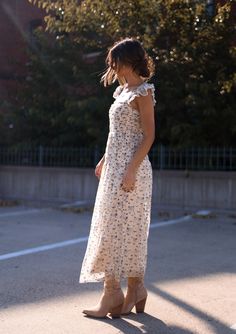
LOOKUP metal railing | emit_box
[0,145,235,171]
[149,145,236,171]
[0,146,100,168]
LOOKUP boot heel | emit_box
[135,297,147,313]
[110,303,123,318]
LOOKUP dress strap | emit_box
[113,85,123,98]
[127,82,156,106]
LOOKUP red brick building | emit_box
[0,0,44,100]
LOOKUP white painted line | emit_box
[150,215,192,228]
[0,214,192,261]
[0,236,88,261]
[230,324,236,330]
[195,210,211,215]
[0,209,44,217]
[60,200,88,208]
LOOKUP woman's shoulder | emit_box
[130,81,156,106]
[112,81,156,105]
[135,81,155,93]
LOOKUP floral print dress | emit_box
[79,81,156,283]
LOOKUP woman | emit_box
[79,37,156,318]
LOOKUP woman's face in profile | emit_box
[111,60,132,77]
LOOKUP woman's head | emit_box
[101,37,155,86]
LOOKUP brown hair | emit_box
[100,37,155,87]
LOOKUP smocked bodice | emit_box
[108,81,156,136]
[104,81,156,164]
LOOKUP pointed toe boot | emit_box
[82,277,124,318]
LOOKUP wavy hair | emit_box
[100,37,155,87]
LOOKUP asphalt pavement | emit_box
[0,203,235,334]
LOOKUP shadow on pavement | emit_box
[148,285,234,334]
[82,312,197,334]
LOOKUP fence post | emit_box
[39,145,43,167]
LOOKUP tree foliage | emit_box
[8,29,111,148]
[7,0,236,148]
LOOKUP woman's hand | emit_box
[120,167,136,192]
[95,156,105,179]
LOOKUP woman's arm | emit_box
[127,89,155,172]
[95,153,105,179]
[101,154,105,161]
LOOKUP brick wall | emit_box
[0,0,44,100]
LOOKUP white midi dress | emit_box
[79,81,156,283]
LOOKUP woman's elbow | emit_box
[144,131,155,145]
[149,128,155,143]
[150,133,155,145]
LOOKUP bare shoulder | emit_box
[135,89,154,112]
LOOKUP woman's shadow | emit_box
[82,312,196,334]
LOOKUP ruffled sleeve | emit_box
[127,82,156,106]
[113,85,123,99]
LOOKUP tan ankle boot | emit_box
[121,276,148,315]
[82,277,124,318]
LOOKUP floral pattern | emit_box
[79,82,156,283]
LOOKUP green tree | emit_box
[9,0,236,147]
[10,28,111,148]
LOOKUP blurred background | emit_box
[0,0,235,210]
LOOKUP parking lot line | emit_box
[150,214,192,228]
[0,209,44,217]
[0,214,193,261]
[0,236,89,261]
